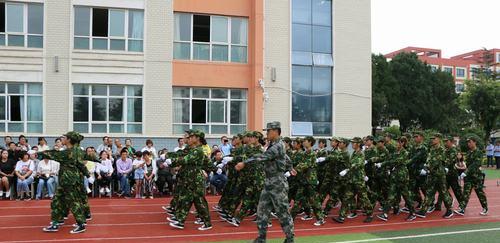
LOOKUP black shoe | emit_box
[393,207,401,215]
[363,216,373,223]
[427,205,435,213]
[70,224,86,234]
[406,214,417,221]
[313,218,325,226]
[229,218,240,227]
[416,211,426,218]
[169,222,184,229]
[377,213,388,221]
[42,224,59,232]
[443,210,454,219]
[333,216,345,224]
[56,220,65,226]
[167,216,179,224]
[86,215,92,221]
[454,208,465,216]
[400,207,410,213]
[480,208,488,216]
[347,212,358,219]
[198,224,213,231]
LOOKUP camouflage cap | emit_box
[384,133,393,138]
[303,136,315,144]
[329,136,340,142]
[443,135,454,141]
[365,135,375,141]
[430,133,442,139]
[318,138,327,144]
[340,138,350,145]
[235,133,244,140]
[402,133,412,139]
[375,136,385,143]
[253,131,264,139]
[294,137,303,143]
[64,131,84,144]
[413,131,424,137]
[243,131,254,137]
[283,137,292,143]
[186,129,205,139]
[466,135,479,142]
[264,121,281,131]
[350,137,363,144]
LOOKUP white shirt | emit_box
[133,159,145,170]
[37,160,58,177]
[96,159,114,174]
[37,144,50,152]
[141,146,158,159]
[15,160,35,178]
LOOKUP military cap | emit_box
[186,129,205,139]
[375,136,385,143]
[234,133,244,140]
[303,136,315,144]
[365,135,374,141]
[64,131,84,144]
[294,137,303,143]
[253,131,264,139]
[443,135,454,141]
[402,133,412,139]
[340,138,350,145]
[430,133,442,139]
[283,137,292,143]
[264,121,281,131]
[329,136,340,142]
[384,133,393,138]
[351,137,363,144]
[243,131,254,137]
[466,135,479,142]
[413,131,424,137]
[318,138,327,144]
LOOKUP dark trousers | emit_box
[156,171,174,195]
[487,156,494,167]
[496,156,500,169]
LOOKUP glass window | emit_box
[6,3,23,32]
[74,37,89,49]
[209,101,225,123]
[193,43,210,60]
[193,88,209,98]
[127,85,142,96]
[73,97,89,121]
[230,101,246,124]
[128,10,144,39]
[127,98,142,122]
[212,45,229,61]
[28,83,42,94]
[456,68,465,77]
[173,99,190,123]
[28,4,44,34]
[231,18,248,45]
[231,46,247,63]
[93,38,108,50]
[28,35,43,48]
[8,35,24,46]
[92,8,108,37]
[109,10,125,37]
[174,13,191,41]
[74,7,90,36]
[193,15,210,42]
[73,84,89,95]
[292,0,312,24]
[292,51,313,65]
[174,42,191,60]
[92,85,107,96]
[312,53,334,66]
[173,87,190,98]
[109,86,124,96]
[0,83,44,133]
[211,89,228,98]
[192,100,207,123]
[312,0,332,26]
[313,26,332,53]
[0,3,5,33]
[110,39,125,50]
[292,24,312,52]
[108,98,123,121]
[92,98,107,121]
[212,16,228,43]
[128,40,143,52]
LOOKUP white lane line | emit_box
[332,227,500,243]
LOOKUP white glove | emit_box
[316,157,326,163]
[339,169,349,177]
[222,157,233,165]
[420,169,427,176]
[375,163,382,168]
[160,154,166,160]
[445,168,449,174]
[460,172,467,178]
[364,176,369,182]
[216,168,223,175]
[284,171,291,178]
[163,159,172,167]
[88,177,95,184]
[213,162,218,166]
[217,163,224,169]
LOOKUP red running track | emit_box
[0,180,499,243]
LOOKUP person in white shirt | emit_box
[174,138,185,152]
[18,135,31,151]
[142,151,157,199]
[83,160,96,195]
[37,137,50,152]
[35,156,58,200]
[141,139,157,160]
[15,151,35,200]
[133,151,146,199]
[96,151,114,196]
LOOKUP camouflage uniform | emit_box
[436,143,463,209]
[315,146,329,193]
[320,147,341,214]
[363,144,378,204]
[218,145,244,214]
[335,146,352,219]
[370,145,390,207]
[408,141,428,205]
[342,148,373,218]
[420,142,452,213]
[172,145,212,227]
[290,149,324,220]
[459,147,488,211]
[382,147,414,214]
[245,130,294,242]
[288,147,304,203]
[165,148,190,211]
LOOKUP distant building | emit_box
[385,47,500,93]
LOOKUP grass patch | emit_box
[483,168,500,179]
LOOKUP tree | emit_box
[461,76,500,142]
[371,54,399,128]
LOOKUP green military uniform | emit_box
[382,146,414,215]
[218,140,244,215]
[436,136,463,209]
[244,122,294,243]
[370,139,391,207]
[408,133,428,206]
[363,137,378,205]
[459,137,488,212]
[315,139,329,193]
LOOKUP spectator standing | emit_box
[96,151,114,196]
[486,141,494,167]
[133,151,145,199]
[15,151,35,200]
[210,151,227,194]
[156,150,175,196]
[35,156,58,200]
[0,150,16,199]
[494,141,500,170]
[116,149,133,198]
[219,136,233,156]
[141,139,157,160]
[143,151,157,199]
[37,137,50,152]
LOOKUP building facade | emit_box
[385,47,500,93]
[0,0,371,143]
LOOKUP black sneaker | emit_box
[198,224,212,231]
[400,207,410,213]
[363,216,373,223]
[86,215,92,221]
[406,214,417,221]
[454,208,465,216]
[313,218,325,226]
[480,208,488,216]
[56,220,65,226]
[301,215,314,221]
[194,218,205,225]
[42,223,59,232]
[333,216,345,224]
[169,222,184,229]
[416,211,426,218]
[434,204,442,211]
[167,216,179,224]
[347,212,358,219]
[70,224,86,234]
[377,213,388,221]
[427,205,435,213]
[443,210,454,219]
[229,218,240,227]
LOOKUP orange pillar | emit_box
[248,0,264,131]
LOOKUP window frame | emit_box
[0,2,44,48]
[173,12,248,63]
[455,67,466,79]
[72,84,143,134]
[172,87,247,135]
[73,6,144,52]
[442,66,453,74]
[0,82,43,133]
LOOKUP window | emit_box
[172,87,247,135]
[443,67,453,74]
[430,65,439,72]
[74,6,144,52]
[0,2,43,48]
[456,67,466,78]
[455,83,465,93]
[0,83,43,133]
[73,84,142,134]
[292,0,332,136]
[174,13,248,63]
[496,53,500,63]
